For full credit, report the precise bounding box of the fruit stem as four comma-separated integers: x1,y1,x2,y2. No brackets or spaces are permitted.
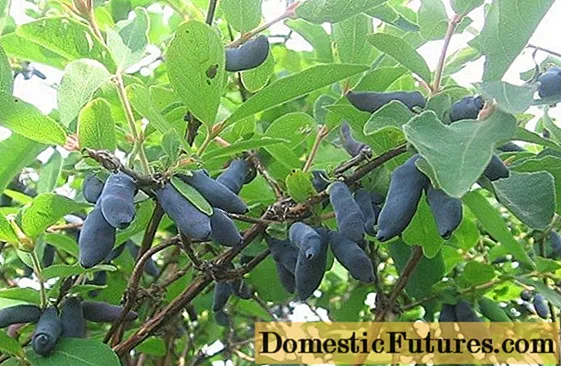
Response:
432,13,463,93
30,252,47,309
303,125,329,172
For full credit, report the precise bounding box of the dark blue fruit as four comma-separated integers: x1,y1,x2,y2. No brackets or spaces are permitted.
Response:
497,142,524,152
537,67,561,98
216,159,250,194
60,297,86,338
81,301,138,323
212,281,233,312
439,303,457,322
32,307,62,356
449,96,484,123
126,241,160,278
99,172,136,229
289,222,323,260
225,35,270,72
155,183,211,240
311,170,329,193
346,90,426,114
340,122,366,157
370,191,385,205
210,208,243,247
294,231,328,300
328,231,375,283
215,310,230,327
377,155,428,242
274,261,296,293
550,231,561,258
79,203,116,268
329,182,365,242
42,244,55,268
105,242,127,262
354,188,377,236
0,304,41,327
425,186,463,239
520,290,532,302
86,271,107,297
483,154,509,181
454,300,481,322
83,174,104,204
265,236,298,273
233,280,253,299
178,170,248,214
534,294,550,319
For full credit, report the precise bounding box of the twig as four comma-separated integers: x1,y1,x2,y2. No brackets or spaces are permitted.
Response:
227,213,277,225
226,2,299,48
333,148,372,176
83,149,158,187
46,222,83,232
104,237,180,344
205,0,219,25
179,234,204,269
247,151,284,199
31,252,46,308
527,44,561,59
303,125,329,172
432,13,463,92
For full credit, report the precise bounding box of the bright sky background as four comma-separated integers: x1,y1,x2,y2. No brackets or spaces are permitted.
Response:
6,0,561,363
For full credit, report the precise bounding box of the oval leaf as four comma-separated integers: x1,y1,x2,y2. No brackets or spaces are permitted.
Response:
78,98,117,151
171,176,213,216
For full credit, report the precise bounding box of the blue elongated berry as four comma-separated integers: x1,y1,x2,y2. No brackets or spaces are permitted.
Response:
497,142,524,152
425,186,463,239
538,67,561,98
346,90,426,114
294,230,328,300
534,294,550,319
274,261,296,293
210,208,242,247
550,231,561,258
32,307,62,356
311,170,329,193
82,301,137,323
265,236,298,273
83,174,104,204
449,96,484,123
289,222,323,260
155,183,211,240
354,188,377,236
212,281,233,312
216,159,250,194
0,304,41,328
126,241,160,278
225,36,270,72
99,172,136,229
61,297,86,338
483,154,509,181
178,170,248,214
329,182,365,242
340,122,366,157
328,230,375,283
79,203,116,268
376,155,428,242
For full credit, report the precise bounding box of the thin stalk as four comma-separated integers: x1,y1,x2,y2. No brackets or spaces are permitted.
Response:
432,14,463,92
31,252,47,308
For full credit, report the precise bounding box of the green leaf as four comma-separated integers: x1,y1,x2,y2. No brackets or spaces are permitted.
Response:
363,100,415,135
167,20,225,125
36,150,62,194
241,51,274,92
220,0,262,32
44,232,79,258
107,7,149,71
135,337,166,356
41,264,115,280
0,44,12,93
0,134,45,193
418,0,448,40
463,190,533,266
265,112,316,148
402,199,445,258
0,214,17,244
515,127,561,152
57,59,112,128
368,33,431,84
388,240,445,300
285,19,333,63
425,93,452,122
15,17,116,72
512,156,561,214
0,33,67,70
202,137,287,161
226,64,369,125
0,287,41,304
476,0,554,81
127,84,190,152
295,0,387,23
366,4,420,32
285,170,316,203
478,297,511,322
451,0,484,15
542,109,561,144
458,261,496,287
171,176,212,216
0,331,23,357
333,13,373,66
27,338,120,365
246,256,291,302
403,110,516,198
476,81,534,114
77,98,117,151
493,171,555,230
20,194,88,238
0,92,67,145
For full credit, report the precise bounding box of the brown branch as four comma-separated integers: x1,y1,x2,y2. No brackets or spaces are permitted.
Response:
112,145,408,355
527,44,561,58
333,148,372,176
433,13,463,92
247,151,284,199
205,0,219,25
227,213,277,225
